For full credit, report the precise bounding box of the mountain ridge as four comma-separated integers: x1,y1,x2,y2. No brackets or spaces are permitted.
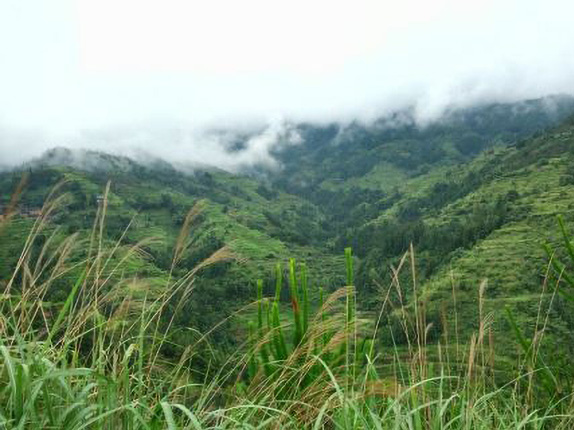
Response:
1,96,574,352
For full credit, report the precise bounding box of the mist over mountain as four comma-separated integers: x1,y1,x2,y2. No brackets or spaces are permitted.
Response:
3,96,574,349
2,0,574,169
9,95,574,177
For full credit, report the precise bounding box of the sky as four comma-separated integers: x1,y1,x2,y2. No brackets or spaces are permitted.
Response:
1,0,574,169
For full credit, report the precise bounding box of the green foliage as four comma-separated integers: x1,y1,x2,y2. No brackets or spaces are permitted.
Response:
241,249,395,414
545,216,574,301
2,212,574,428
3,98,574,427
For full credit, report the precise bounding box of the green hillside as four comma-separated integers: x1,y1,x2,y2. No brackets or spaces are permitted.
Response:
2,98,574,354
274,104,574,359
370,119,574,358
0,153,346,340
3,98,574,428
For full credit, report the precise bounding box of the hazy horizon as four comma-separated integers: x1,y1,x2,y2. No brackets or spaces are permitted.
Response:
1,0,574,169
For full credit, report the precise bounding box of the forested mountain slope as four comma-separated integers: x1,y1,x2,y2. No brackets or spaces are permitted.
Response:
269,95,574,239
0,154,345,340
1,96,574,354
411,119,574,354
338,115,574,358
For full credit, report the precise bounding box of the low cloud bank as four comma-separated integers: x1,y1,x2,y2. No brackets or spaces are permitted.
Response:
1,0,574,170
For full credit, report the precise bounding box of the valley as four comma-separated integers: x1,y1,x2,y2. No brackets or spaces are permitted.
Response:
2,96,574,427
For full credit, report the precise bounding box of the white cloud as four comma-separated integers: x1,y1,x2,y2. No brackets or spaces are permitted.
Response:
0,0,573,168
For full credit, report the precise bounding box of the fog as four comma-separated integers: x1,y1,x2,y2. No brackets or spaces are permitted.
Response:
1,0,574,169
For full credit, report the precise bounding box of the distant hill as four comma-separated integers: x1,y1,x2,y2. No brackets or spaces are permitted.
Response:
1,95,574,353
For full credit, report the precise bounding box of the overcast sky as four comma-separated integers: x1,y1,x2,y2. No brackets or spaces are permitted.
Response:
1,0,574,168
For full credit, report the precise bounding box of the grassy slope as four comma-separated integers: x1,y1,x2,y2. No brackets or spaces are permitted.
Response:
3,101,574,352
0,162,345,336
373,121,574,355
267,110,574,357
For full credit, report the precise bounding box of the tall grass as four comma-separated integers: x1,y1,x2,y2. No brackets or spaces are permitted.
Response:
1,182,573,428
